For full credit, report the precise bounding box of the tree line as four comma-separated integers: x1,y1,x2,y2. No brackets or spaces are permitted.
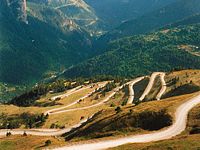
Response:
0,112,48,129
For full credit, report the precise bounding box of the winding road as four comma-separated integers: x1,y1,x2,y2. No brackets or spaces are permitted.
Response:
53,93,200,150
126,77,146,105
0,83,106,137
0,115,94,137
51,86,84,101
0,81,124,137
0,72,199,150
48,83,128,115
139,72,166,101
45,82,107,115
156,73,167,100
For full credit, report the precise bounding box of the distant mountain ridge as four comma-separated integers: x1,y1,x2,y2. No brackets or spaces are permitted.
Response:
163,13,200,28
63,24,200,79
85,0,176,29
99,0,200,43
29,0,106,35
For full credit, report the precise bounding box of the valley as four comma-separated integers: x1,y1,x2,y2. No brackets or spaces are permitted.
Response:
0,0,200,149
1,0,200,101
63,24,200,79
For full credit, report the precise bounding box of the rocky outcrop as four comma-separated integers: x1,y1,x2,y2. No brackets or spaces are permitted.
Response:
6,0,28,23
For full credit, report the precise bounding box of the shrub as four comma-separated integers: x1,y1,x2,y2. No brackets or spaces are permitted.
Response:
45,140,52,146
110,103,116,107
121,99,128,106
6,132,11,136
190,127,200,134
23,132,27,136
50,123,56,129
138,110,172,130
115,106,122,113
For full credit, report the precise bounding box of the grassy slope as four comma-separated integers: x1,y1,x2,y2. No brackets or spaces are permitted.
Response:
0,70,200,149
0,135,65,150
1,70,199,128
145,76,162,101
110,104,200,150
0,82,109,128
0,87,93,114
62,92,199,141
110,134,200,150
0,93,199,150
63,24,200,79
142,70,200,101
132,77,150,101
163,70,200,98
62,70,200,140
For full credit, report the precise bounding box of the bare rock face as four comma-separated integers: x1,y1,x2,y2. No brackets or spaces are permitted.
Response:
6,0,28,23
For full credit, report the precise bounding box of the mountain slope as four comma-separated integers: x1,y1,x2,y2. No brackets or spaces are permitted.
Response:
29,0,106,35
63,24,200,79
85,0,176,29
164,13,200,28
99,0,200,43
0,0,93,85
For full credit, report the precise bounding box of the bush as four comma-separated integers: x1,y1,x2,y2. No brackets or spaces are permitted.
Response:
129,109,133,114
50,123,56,129
134,100,141,105
121,99,128,106
190,127,200,134
45,140,51,146
23,132,27,136
110,103,116,107
115,106,122,113
0,113,48,129
138,110,172,130
6,132,12,136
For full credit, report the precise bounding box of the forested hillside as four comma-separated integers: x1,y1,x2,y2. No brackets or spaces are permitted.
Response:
85,0,176,28
63,24,200,78
99,0,200,43
163,13,200,28
0,0,93,84
1,0,200,102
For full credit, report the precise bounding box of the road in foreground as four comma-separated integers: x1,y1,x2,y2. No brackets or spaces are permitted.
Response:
53,93,200,150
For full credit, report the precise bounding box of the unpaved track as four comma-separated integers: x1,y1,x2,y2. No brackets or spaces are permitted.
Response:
51,86,83,101
156,73,167,100
1,72,196,149
45,82,107,115
47,83,126,115
53,93,200,150
139,72,160,101
0,73,166,137
0,82,122,137
139,72,166,101
45,86,90,115
126,77,146,105
0,115,93,137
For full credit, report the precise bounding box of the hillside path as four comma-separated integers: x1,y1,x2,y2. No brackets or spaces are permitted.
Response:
53,93,200,150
